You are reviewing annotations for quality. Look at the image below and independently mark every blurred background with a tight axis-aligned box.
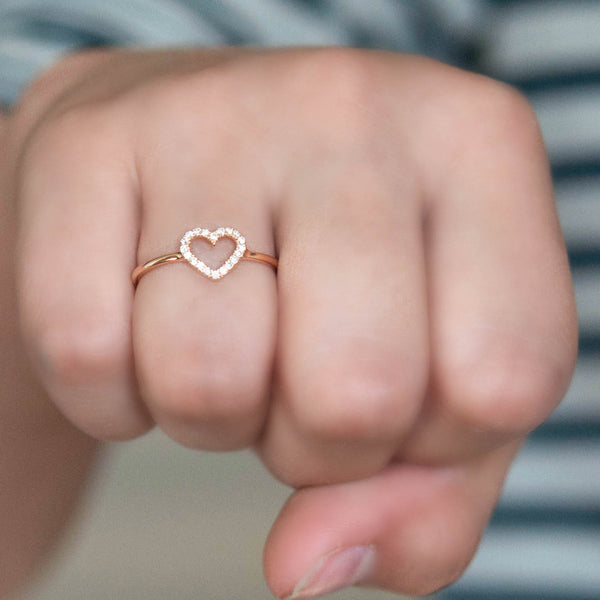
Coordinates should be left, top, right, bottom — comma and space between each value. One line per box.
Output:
2, 1, 598, 599
21, 433, 404, 600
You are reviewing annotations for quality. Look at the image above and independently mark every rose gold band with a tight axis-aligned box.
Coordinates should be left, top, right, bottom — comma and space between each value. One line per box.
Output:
131, 249, 278, 287
131, 227, 278, 287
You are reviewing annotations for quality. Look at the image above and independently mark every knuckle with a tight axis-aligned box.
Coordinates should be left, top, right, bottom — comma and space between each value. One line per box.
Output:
37, 319, 129, 387
291, 48, 381, 140
447, 76, 542, 150
438, 334, 568, 433
291, 353, 419, 443
20, 102, 115, 176
418, 71, 544, 184
135, 70, 247, 164
147, 350, 263, 429
70, 403, 152, 443
12, 50, 112, 143
483, 79, 539, 128
144, 68, 235, 128
482, 82, 541, 146
301, 47, 374, 94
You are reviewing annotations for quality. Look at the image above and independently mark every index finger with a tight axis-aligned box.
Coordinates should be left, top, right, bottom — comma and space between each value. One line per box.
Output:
16, 106, 152, 439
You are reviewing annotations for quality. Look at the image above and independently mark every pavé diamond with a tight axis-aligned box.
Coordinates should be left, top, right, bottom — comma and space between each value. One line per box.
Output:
179, 227, 246, 280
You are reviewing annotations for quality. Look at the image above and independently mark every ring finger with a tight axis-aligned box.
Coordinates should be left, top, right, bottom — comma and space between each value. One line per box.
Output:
132, 113, 278, 450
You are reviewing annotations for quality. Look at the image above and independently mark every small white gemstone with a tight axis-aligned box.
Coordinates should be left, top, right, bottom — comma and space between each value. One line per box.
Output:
177, 227, 255, 280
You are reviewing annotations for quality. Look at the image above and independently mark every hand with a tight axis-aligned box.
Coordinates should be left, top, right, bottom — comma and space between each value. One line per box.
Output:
11, 48, 577, 598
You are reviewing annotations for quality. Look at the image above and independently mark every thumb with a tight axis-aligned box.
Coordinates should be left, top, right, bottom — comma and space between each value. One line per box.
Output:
264, 443, 519, 599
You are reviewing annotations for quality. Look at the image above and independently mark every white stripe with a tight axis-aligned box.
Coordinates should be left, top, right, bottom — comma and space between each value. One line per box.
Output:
501, 441, 600, 506
552, 355, 600, 422
215, 0, 352, 45
457, 527, 600, 593
483, 1, 600, 78
574, 268, 600, 336
424, 0, 489, 40
0, 0, 225, 44
328, 0, 416, 49
0, 35, 74, 65
530, 87, 600, 163
556, 178, 600, 249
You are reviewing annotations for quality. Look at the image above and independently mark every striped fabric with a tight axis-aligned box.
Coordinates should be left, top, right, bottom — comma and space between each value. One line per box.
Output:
0, 1, 598, 599
0, 0, 486, 106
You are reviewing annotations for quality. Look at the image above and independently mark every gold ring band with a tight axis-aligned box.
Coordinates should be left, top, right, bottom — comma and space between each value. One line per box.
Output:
132, 227, 278, 287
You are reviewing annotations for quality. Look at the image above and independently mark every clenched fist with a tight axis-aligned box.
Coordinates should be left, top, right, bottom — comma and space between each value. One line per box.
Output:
8, 48, 577, 598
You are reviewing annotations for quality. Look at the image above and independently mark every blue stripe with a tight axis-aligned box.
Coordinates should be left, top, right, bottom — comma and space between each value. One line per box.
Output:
491, 506, 600, 527
569, 250, 600, 269
579, 336, 600, 355
529, 422, 600, 442
508, 70, 600, 94
552, 160, 600, 181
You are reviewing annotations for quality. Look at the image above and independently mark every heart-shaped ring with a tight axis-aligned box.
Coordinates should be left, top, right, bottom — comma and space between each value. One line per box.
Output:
131, 226, 278, 286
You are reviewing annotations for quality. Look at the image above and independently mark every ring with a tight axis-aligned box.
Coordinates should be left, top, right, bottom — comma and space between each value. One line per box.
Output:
131, 226, 278, 286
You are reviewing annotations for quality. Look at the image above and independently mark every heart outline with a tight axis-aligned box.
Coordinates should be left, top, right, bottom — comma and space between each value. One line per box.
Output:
179, 227, 246, 280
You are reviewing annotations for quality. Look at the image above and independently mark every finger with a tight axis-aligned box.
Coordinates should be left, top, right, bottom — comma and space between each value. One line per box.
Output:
132, 106, 277, 450
16, 107, 152, 439
260, 152, 428, 486
11, 50, 115, 150
264, 442, 520, 599
399, 81, 578, 463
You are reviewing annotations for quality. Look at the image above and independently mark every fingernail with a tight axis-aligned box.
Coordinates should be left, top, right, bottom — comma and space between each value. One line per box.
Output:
282, 545, 376, 599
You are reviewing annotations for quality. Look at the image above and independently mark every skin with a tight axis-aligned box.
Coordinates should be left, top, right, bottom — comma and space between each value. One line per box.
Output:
4, 47, 577, 599
0, 114, 98, 598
